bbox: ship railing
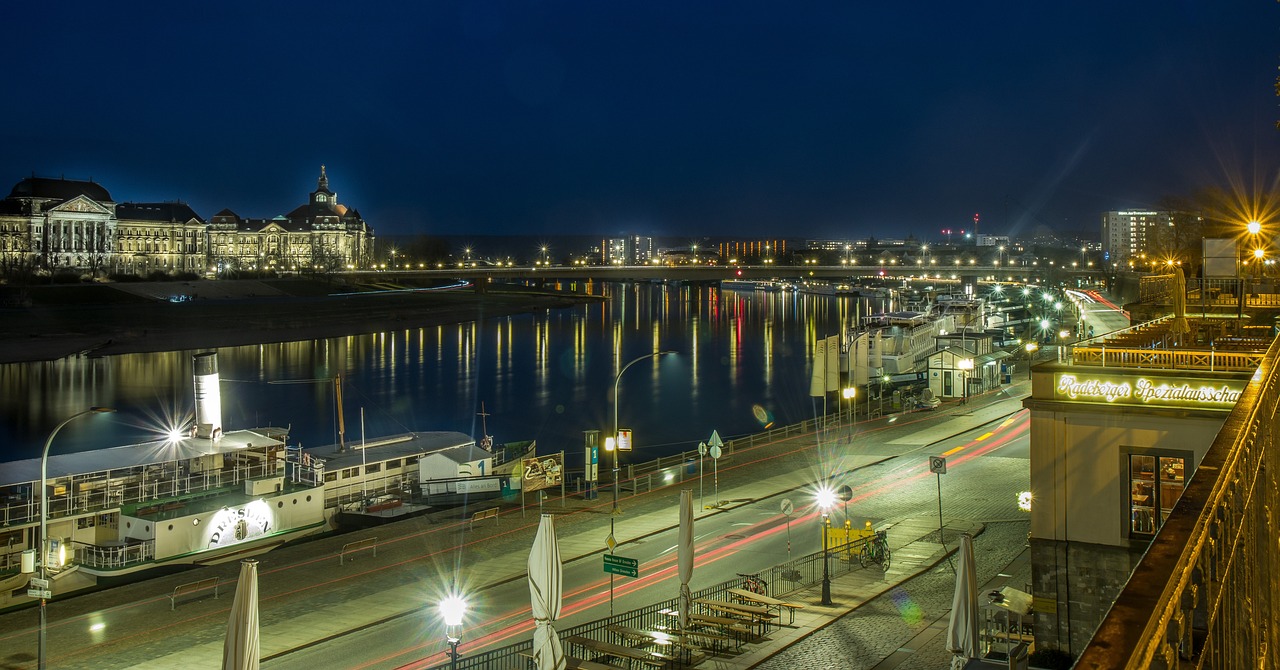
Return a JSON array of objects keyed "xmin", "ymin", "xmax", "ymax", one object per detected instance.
[
  {"xmin": 325, "ymin": 475, "xmax": 410, "ymax": 509},
  {"xmin": 74, "ymin": 539, "xmax": 155, "ymax": 570},
  {"xmin": 1, "ymin": 460, "xmax": 286, "ymax": 528}
]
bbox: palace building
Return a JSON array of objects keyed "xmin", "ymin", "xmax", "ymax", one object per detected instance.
[
  {"xmin": 207, "ymin": 166, "xmax": 373, "ymax": 273},
  {"xmin": 0, "ymin": 166, "xmax": 373, "ymax": 276}
]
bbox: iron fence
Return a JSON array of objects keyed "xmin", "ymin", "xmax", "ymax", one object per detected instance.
[{"xmin": 422, "ymin": 535, "xmax": 872, "ymax": 670}]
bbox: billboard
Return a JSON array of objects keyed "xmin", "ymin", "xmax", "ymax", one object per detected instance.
[
  {"xmin": 521, "ymin": 453, "xmax": 564, "ymax": 492},
  {"xmin": 1203, "ymin": 238, "xmax": 1237, "ymax": 278}
]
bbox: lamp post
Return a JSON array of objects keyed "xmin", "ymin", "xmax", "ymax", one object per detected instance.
[
  {"xmin": 439, "ymin": 593, "xmax": 466, "ymax": 670},
  {"xmin": 606, "ymin": 350, "xmax": 677, "ymax": 616},
  {"xmin": 38, "ymin": 406, "xmax": 114, "ymax": 670},
  {"xmin": 957, "ymin": 358, "xmax": 973, "ymax": 404},
  {"xmin": 1025, "ymin": 342, "xmax": 1038, "ymax": 380},
  {"xmin": 816, "ymin": 486, "xmax": 836, "ymax": 605},
  {"xmin": 610, "ymin": 351, "xmax": 677, "ymax": 517}
]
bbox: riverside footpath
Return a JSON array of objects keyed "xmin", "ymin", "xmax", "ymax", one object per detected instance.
[{"xmin": 0, "ymin": 383, "xmax": 1035, "ymax": 670}]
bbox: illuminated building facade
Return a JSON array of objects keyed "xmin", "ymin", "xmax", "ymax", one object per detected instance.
[
  {"xmin": 1023, "ymin": 324, "xmax": 1258, "ymax": 654},
  {"xmin": 1101, "ymin": 210, "xmax": 1173, "ymax": 264},
  {"xmin": 207, "ymin": 166, "xmax": 373, "ymax": 273},
  {"xmin": 0, "ymin": 176, "xmax": 207, "ymax": 276}
]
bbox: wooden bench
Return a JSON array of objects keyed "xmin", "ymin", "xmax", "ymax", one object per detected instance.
[
  {"xmin": 727, "ymin": 587, "xmax": 806, "ymax": 624},
  {"xmin": 339, "ymin": 536, "xmax": 378, "ymax": 565},
  {"xmin": 519, "ymin": 652, "xmax": 627, "ymax": 670},
  {"xmin": 469, "ymin": 507, "xmax": 499, "ymax": 529},
  {"xmin": 564, "ymin": 635, "xmax": 670, "ymax": 669},
  {"xmin": 169, "ymin": 576, "xmax": 219, "ymax": 610},
  {"xmin": 566, "ymin": 656, "xmax": 628, "ymax": 670}
]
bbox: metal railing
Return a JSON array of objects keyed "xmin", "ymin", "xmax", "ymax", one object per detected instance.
[
  {"xmin": 1076, "ymin": 335, "xmax": 1280, "ymax": 668},
  {"xmin": 1, "ymin": 460, "xmax": 297, "ymax": 528},
  {"xmin": 74, "ymin": 539, "xmax": 155, "ymax": 569},
  {"xmin": 422, "ymin": 535, "xmax": 871, "ymax": 670}
]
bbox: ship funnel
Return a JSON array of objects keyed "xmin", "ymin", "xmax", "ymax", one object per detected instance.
[{"xmin": 192, "ymin": 352, "xmax": 223, "ymax": 440}]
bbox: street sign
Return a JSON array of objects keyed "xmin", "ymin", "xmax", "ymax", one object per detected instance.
[
  {"xmin": 780, "ymin": 499, "xmax": 794, "ymax": 516},
  {"xmin": 930, "ymin": 456, "xmax": 947, "ymax": 475},
  {"xmin": 605, "ymin": 533, "xmax": 617, "ymax": 552},
  {"xmin": 603, "ymin": 554, "xmax": 639, "ymax": 578},
  {"xmin": 709, "ymin": 445, "xmax": 721, "ymax": 459},
  {"xmin": 28, "ymin": 588, "xmax": 51, "ymax": 599},
  {"xmin": 29, "ymin": 577, "xmax": 49, "ymax": 589},
  {"xmin": 709, "ymin": 430, "xmax": 723, "ymax": 449},
  {"xmin": 837, "ymin": 485, "xmax": 853, "ymax": 502},
  {"xmin": 698, "ymin": 441, "xmax": 707, "ymax": 456}
]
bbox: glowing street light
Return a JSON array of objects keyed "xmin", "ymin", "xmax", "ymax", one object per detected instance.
[
  {"xmin": 815, "ymin": 485, "xmax": 836, "ymax": 605},
  {"xmin": 438, "ymin": 593, "xmax": 467, "ymax": 670}
]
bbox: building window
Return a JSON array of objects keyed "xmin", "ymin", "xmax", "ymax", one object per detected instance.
[
  {"xmin": 1129, "ymin": 453, "xmax": 1186, "ymax": 536},
  {"xmin": 365, "ymin": 463, "xmax": 381, "ymax": 474}
]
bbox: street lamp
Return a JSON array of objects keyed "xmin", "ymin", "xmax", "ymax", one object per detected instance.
[
  {"xmin": 610, "ymin": 351, "xmax": 677, "ymax": 517},
  {"xmin": 815, "ymin": 486, "xmax": 836, "ymax": 605},
  {"xmin": 438, "ymin": 593, "xmax": 466, "ymax": 670},
  {"xmin": 957, "ymin": 358, "xmax": 973, "ymax": 404},
  {"xmin": 38, "ymin": 406, "xmax": 115, "ymax": 670},
  {"xmin": 1025, "ymin": 342, "xmax": 1038, "ymax": 380},
  {"xmin": 842, "ymin": 386, "xmax": 856, "ymax": 423}
]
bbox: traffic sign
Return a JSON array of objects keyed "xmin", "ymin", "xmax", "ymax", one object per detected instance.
[
  {"xmin": 698, "ymin": 441, "xmax": 707, "ymax": 456},
  {"xmin": 28, "ymin": 588, "xmax": 51, "ymax": 599},
  {"xmin": 603, "ymin": 554, "xmax": 639, "ymax": 578},
  {"xmin": 29, "ymin": 577, "xmax": 49, "ymax": 589},
  {"xmin": 930, "ymin": 456, "xmax": 947, "ymax": 475},
  {"xmin": 605, "ymin": 533, "xmax": 617, "ymax": 552},
  {"xmin": 780, "ymin": 499, "xmax": 794, "ymax": 516}
]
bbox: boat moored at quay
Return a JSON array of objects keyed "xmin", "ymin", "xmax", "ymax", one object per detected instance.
[{"xmin": 0, "ymin": 352, "xmax": 529, "ymax": 607}]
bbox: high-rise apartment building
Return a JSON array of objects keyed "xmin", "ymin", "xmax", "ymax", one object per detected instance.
[{"xmin": 1101, "ymin": 210, "xmax": 1174, "ymax": 264}]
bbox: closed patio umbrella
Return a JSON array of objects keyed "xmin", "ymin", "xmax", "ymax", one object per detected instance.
[
  {"xmin": 222, "ymin": 559, "xmax": 260, "ymax": 670},
  {"xmin": 946, "ymin": 534, "xmax": 978, "ymax": 670},
  {"xmin": 528, "ymin": 514, "xmax": 566, "ymax": 670},
  {"xmin": 677, "ymin": 489, "xmax": 694, "ymax": 631}
]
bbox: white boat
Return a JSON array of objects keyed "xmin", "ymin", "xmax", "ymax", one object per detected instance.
[
  {"xmin": 0, "ymin": 352, "xmax": 530, "ymax": 605},
  {"xmin": 719, "ymin": 279, "xmax": 782, "ymax": 292},
  {"xmin": 848, "ymin": 296, "xmax": 983, "ymax": 381}
]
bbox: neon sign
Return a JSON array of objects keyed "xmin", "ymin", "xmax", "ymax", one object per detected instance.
[{"xmin": 1054, "ymin": 373, "xmax": 1244, "ymax": 409}]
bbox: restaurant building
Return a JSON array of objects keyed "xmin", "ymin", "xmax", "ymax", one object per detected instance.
[{"xmin": 1024, "ymin": 313, "xmax": 1262, "ymax": 653}]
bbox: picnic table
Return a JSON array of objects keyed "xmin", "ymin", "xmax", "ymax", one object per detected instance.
[
  {"xmin": 727, "ymin": 587, "xmax": 806, "ymax": 624},
  {"xmin": 694, "ymin": 598, "xmax": 778, "ymax": 637},
  {"xmin": 564, "ymin": 635, "xmax": 672, "ymax": 669},
  {"xmin": 606, "ymin": 624, "xmax": 701, "ymax": 664}
]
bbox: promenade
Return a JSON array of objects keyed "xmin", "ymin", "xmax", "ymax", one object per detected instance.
[{"xmin": 0, "ymin": 382, "xmax": 1034, "ymax": 670}]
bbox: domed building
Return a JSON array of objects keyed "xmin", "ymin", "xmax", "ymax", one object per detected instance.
[{"xmin": 207, "ymin": 166, "xmax": 373, "ymax": 273}]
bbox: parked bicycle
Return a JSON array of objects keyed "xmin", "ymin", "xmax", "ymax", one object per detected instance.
[
  {"xmin": 737, "ymin": 572, "xmax": 769, "ymax": 596},
  {"xmin": 858, "ymin": 530, "xmax": 891, "ymax": 570}
]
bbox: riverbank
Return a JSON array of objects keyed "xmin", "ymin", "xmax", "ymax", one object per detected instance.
[{"xmin": 0, "ymin": 278, "xmax": 603, "ymax": 364}]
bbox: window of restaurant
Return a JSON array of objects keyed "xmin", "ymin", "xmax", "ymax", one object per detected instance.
[{"xmin": 1128, "ymin": 452, "xmax": 1188, "ymax": 537}]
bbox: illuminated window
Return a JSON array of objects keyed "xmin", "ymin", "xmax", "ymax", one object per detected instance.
[{"xmin": 1128, "ymin": 452, "xmax": 1186, "ymax": 537}]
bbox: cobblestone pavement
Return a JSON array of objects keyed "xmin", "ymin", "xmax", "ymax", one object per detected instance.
[{"xmin": 759, "ymin": 520, "xmax": 1032, "ymax": 670}]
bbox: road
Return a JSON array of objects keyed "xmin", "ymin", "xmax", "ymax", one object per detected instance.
[{"xmin": 267, "ymin": 410, "xmax": 1031, "ymax": 669}]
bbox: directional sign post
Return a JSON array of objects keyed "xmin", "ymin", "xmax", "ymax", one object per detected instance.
[
  {"xmin": 603, "ymin": 554, "xmax": 639, "ymax": 578},
  {"xmin": 930, "ymin": 456, "xmax": 947, "ymax": 548},
  {"xmin": 709, "ymin": 430, "xmax": 724, "ymax": 508}
]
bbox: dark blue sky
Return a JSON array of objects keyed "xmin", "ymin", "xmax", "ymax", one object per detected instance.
[{"xmin": 3, "ymin": 2, "xmax": 1278, "ymax": 240}]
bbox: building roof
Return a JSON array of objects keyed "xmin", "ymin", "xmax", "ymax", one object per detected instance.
[
  {"xmin": 0, "ymin": 428, "xmax": 285, "ymax": 488},
  {"xmin": 117, "ymin": 201, "xmax": 205, "ymax": 224},
  {"xmin": 429, "ymin": 444, "xmax": 494, "ymax": 464},
  {"xmin": 8, "ymin": 176, "xmax": 113, "ymax": 203},
  {"xmin": 305, "ymin": 431, "xmax": 475, "ymax": 469}
]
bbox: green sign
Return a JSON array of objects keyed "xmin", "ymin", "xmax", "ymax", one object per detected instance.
[{"xmin": 603, "ymin": 554, "xmax": 639, "ymax": 578}]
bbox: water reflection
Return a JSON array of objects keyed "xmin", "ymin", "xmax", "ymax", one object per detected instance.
[{"xmin": 0, "ymin": 283, "xmax": 884, "ymax": 464}]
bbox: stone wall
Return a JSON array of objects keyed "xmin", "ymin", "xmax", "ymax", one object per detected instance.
[{"xmin": 1031, "ymin": 538, "xmax": 1140, "ymax": 656}]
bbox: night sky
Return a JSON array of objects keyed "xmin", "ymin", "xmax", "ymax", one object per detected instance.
[{"xmin": 4, "ymin": 2, "xmax": 1278, "ymax": 240}]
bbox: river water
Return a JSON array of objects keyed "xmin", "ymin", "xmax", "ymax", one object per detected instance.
[{"xmin": 0, "ymin": 283, "xmax": 889, "ymax": 466}]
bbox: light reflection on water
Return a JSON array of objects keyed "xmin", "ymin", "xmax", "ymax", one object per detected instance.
[{"xmin": 0, "ymin": 283, "xmax": 885, "ymax": 465}]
